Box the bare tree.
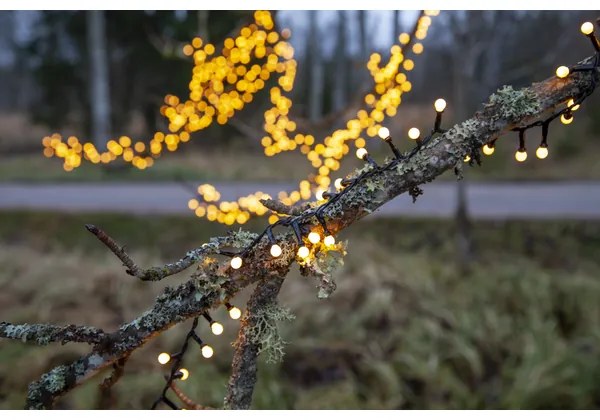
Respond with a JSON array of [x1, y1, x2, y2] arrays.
[[86, 11, 112, 147]]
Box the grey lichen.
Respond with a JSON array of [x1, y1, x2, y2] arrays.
[[245, 303, 295, 364], [486, 85, 541, 123]]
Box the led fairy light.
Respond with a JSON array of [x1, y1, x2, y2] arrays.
[[225, 302, 242, 320], [515, 130, 528, 162], [157, 352, 171, 365], [203, 313, 224, 335], [433, 98, 447, 132], [270, 244, 282, 257], [580, 21, 600, 52], [482, 142, 495, 156], [230, 256, 243, 269], [315, 189, 326, 201], [463, 155, 471, 163], [323, 235, 336, 247], [201, 345, 214, 359], [556, 66, 570, 79], [177, 368, 190, 381], [308, 232, 321, 244], [567, 98, 580, 112], [297, 246, 310, 258], [560, 112, 574, 125], [355, 147, 378, 166], [377, 126, 401, 158], [408, 127, 421, 144], [334, 177, 344, 191]]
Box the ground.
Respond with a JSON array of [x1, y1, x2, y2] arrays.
[[1, 212, 599, 409]]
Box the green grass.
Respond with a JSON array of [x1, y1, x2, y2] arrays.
[[1, 212, 600, 409]]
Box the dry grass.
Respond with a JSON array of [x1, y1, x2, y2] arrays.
[[1, 213, 600, 409]]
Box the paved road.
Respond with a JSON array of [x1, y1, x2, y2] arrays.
[[1, 181, 600, 219]]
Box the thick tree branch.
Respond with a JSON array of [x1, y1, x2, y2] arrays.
[[0, 322, 105, 345], [6, 54, 598, 409], [224, 275, 285, 409]]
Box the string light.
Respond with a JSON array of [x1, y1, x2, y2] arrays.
[[556, 66, 570, 79], [567, 98, 580, 112], [482, 143, 495, 156], [157, 353, 171, 365], [434, 98, 447, 113], [334, 178, 344, 191], [227, 305, 242, 320], [378, 127, 390, 139], [463, 155, 471, 163], [270, 243, 282, 257], [408, 127, 421, 143], [297, 246, 310, 258], [560, 113, 574, 124], [230, 256, 243, 269], [324, 235, 336, 247], [515, 129, 527, 162], [356, 148, 368, 160], [580, 21, 600, 51], [536, 145, 549, 159], [377, 126, 401, 158], [201, 345, 214, 359], [210, 321, 224, 336], [178, 368, 190, 381], [308, 232, 321, 244]]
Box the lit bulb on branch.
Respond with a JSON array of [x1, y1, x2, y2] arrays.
[[434, 98, 447, 113], [228, 306, 242, 320], [536, 145, 549, 159], [324, 235, 336, 247], [408, 127, 421, 142], [201, 345, 214, 359], [315, 189, 326, 201], [270, 244, 282, 257], [230, 256, 243, 269], [356, 147, 368, 160], [377, 126, 390, 139], [297, 246, 310, 259], [178, 368, 190, 381], [210, 321, 224, 336], [556, 66, 570, 79], [567, 99, 580, 112], [560, 113, 573, 125], [463, 155, 471, 163], [515, 149, 527, 162], [308, 232, 321, 244], [581, 21, 594, 35], [482, 143, 495, 156], [334, 178, 344, 191], [157, 352, 171, 365]]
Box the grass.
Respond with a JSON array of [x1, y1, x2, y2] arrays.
[[1, 211, 600, 409]]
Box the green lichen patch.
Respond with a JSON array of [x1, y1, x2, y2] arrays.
[[486, 85, 541, 123], [245, 303, 295, 364]]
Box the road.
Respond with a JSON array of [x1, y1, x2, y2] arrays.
[[1, 181, 600, 219]]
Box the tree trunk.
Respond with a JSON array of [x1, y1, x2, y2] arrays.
[[86, 11, 111, 146], [307, 10, 323, 122], [332, 11, 347, 112]]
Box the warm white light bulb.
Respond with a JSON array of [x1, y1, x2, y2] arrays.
[[515, 150, 527, 162], [356, 148, 368, 160], [308, 232, 321, 244], [178, 368, 190, 381], [581, 22, 594, 36], [560, 114, 573, 125], [556, 66, 570, 79], [297, 246, 310, 258], [334, 178, 344, 191], [157, 352, 171, 365], [211, 322, 224, 336], [230, 256, 242, 269], [315, 189, 325, 201], [228, 306, 242, 320], [408, 127, 420, 140], [464, 155, 471, 163], [536, 146, 548, 159], [201, 345, 214, 359], [270, 244, 282, 257], [324, 235, 336, 247], [434, 98, 447, 113], [482, 144, 495, 156], [378, 126, 390, 139], [567, 99, 580, 112]]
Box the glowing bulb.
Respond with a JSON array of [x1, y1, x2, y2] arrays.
[[334, 178, 344, 191], [356, 147, 368, 160], [434, 98, 447, 113], [560, 114, 573, 125], [211, 322, 224, 335], [556, 66, 570, 79], [308, 232, 321, 244], [324, 235, 335, 247], [515, 150, 527, 162], [408, 128, 420, 140], [482, 144, 495, 156], [315, 189, 325, 201], [201, 345, 214, 358], [270, 244, 282, 257], [536, 146, 548, 159], [567, 99, 580, 112], [230, 256, 243, 269], [228, 306, 242, 320], [581, 22, 594, 36], [464, 155, 471, 163], [157, 353, 171, 365], [178, 368, 190, 381], [297, 246, 310, 258], [378, 127, 390, 139]]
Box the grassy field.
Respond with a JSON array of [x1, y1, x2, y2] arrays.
[[1, 212, 600, 409]]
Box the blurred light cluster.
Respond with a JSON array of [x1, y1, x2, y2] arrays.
[[42, 10, 439, 225]]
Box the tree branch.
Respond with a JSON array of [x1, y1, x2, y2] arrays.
[[224, 275, 285, 409], [6, 53, 598, 409], [0, 322, 105, 345]]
